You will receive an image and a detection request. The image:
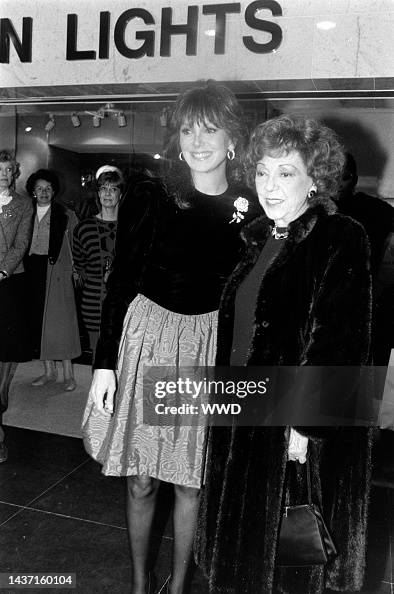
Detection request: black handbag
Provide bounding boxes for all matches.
[277,459,337,567]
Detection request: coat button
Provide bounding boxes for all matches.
[262,321,269,328]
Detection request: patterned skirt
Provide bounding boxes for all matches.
[82,294,218,488]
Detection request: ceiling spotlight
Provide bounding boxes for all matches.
[45,115,55,132]
[153,154,161,160]
[92,114,101,127]
[117,111,126,127]
[316,21,336,30]
[71,113,81,127]
[25,126,32,132]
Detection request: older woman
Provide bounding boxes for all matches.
[196,115,373,593]
[0,151,33,463]
[25,169,81,391]
[73,166,123,353]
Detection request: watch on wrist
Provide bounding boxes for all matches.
[0,270,8,278]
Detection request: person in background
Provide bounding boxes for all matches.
[25,169,81,392]
[0,151,33,463]
[73,166,123,354]
[336,153,394,486]
[196,115,373,594]
[335,152,394,365]
[82,81,260,594]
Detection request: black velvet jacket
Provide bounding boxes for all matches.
[94,180,261,369]
[196,200,374,594]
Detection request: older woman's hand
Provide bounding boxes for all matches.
[89,369,117,416]
[288,428,308,463]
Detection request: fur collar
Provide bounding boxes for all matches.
[241,197,337,249]
[219,198,338,311]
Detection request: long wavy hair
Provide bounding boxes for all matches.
[244,114,345,205]
[163,80,248,208]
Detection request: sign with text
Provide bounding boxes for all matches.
[0,0,393,89]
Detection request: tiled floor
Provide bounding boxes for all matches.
[0,426,392,594]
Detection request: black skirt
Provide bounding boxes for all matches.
[0,272,32,362]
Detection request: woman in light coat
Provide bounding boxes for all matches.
[25,169,81,391]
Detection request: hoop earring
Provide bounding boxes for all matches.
[227,149,235,161]
[179,152,185,162]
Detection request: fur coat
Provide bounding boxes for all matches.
[195,200,373,594]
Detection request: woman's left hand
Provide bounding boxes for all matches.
[288,428,308,463]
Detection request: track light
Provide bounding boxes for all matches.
[117,111,126,127]
[71,113,81,127]
[45,115,55,132]
[92,114,101,127]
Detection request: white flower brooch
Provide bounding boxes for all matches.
[230,196,249,224]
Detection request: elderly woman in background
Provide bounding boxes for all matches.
[73,166,123,353]
[25,169,81,392]
[196,115,373,593]
[0,151,33,463]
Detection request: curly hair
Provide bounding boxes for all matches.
[26,169,60,198]
[0,150,20,180]
[164,80,248,207]
[244,114,345,204]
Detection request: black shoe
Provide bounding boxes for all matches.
[0,441,8,463]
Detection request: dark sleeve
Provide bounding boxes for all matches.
[93,181,159,369]
[301,217,372,366]
[295,217,372,440]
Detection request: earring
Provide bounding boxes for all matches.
[227,148,235,161]
[308,186,317,199]
[179,152,185,162]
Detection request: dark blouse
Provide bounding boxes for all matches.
[230,235,283,366]
[94,180,261,369]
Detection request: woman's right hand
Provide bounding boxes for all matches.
[89,369,117,416]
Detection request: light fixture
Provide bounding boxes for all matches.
[45,115,55,132]
[71,113,81,127]
[316,21,336,30]
[153,154,161,160]
[92,114,101,127]
[117,111,126,127]
[25,126,32,132]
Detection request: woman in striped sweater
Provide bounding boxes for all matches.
[73,167,123,353]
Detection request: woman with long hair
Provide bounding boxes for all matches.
[82,81,260,593]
